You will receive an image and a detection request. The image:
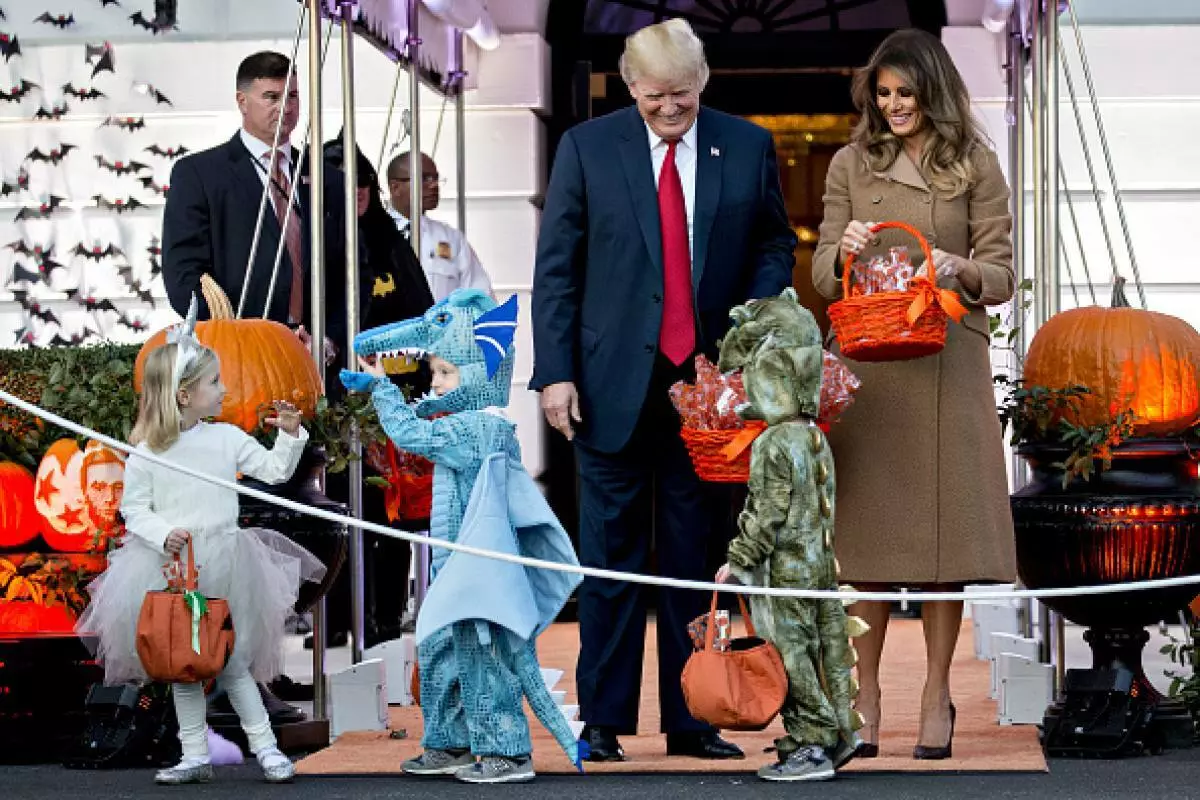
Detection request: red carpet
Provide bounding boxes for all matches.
[296,618,1046,775]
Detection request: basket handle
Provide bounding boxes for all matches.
[840,220,934,299]
[170,535,198,592]
[704,590,757,651]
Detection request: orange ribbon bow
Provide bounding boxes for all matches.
[906,277,969,327]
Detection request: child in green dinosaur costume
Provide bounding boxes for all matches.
[714,287,866,782]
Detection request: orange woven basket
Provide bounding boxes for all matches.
[827,221,955,362]
[681,422,766,483]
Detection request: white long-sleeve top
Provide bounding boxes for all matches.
[120,422,309,553]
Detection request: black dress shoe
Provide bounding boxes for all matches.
[913,703,956,760]
[580,724,626,762]
[666,731,745,760]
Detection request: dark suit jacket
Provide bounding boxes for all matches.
[162,131,364,347]
[531,106,797,453]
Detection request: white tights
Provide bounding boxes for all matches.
[173,669,276,760]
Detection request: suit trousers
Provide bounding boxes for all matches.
[574,354,731,735]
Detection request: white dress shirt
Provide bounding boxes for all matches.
[239,128,293,214]
[646,121,698,266]
[388,208,494,303]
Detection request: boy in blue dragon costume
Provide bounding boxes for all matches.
[340,288,582,784]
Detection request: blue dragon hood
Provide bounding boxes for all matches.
[352,288,517,416]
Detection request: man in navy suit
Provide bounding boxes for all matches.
[532,19,796,761]
[162,51,358,356]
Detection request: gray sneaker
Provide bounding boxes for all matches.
[154,759,214,785]
[454,756,535,784]
[757,745,835,782]
[402,748,475,776]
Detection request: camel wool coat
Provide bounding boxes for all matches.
[812,143,1017,585]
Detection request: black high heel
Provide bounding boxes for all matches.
[912,703,955,760]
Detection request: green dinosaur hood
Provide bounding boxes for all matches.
[718,287,823,426]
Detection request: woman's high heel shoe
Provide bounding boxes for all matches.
[855,707,880,759]
[912,703,955,760]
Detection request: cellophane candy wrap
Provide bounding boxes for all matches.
[852,245,915,295]
[670,354,860,428]
[669,355,748,430]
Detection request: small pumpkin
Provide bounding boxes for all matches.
[133,275,323,432]
[1023,277,1200,438]
[0,462,43,549]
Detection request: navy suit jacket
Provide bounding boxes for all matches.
[162,131,363,346]
[531,106,797,453]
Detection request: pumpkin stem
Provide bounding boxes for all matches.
[1110,275,1132,309]
[200,274,235,321]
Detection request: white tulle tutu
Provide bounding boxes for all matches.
[78,526,326,684]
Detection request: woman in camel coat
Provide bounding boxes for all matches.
[811,29,1016,762]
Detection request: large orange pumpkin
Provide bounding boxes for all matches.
[33,438,93,550]
[1023,277,1200,438]
[133,275,323,432]
[0,462,42,549]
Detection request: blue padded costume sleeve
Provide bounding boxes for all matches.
[368,379,475,471]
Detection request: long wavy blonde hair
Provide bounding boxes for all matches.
[851,28,988,198]
[130,343,218,453]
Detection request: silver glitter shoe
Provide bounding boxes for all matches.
[154,759,214,785]
[402,748,475,776]
[256,746,296,783]
[454,756,535,784]
[757,745,835,782]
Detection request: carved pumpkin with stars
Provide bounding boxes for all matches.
[33,439,94,551]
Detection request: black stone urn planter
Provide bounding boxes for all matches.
[236,445,348,614]
[1011,437,1200,756]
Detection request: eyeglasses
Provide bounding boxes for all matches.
[396,174,445,186]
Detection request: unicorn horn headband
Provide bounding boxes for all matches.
[167,293,201,393]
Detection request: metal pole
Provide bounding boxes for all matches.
[1007,21,1035,640]
[406,0,430,614]
[378,62,405,175]
[1066,1,1146,307]
[1043,1,1060,324]
[339,0,366,667]
[239,2,307,319]
[1030,0,1046,337]
[306,0,328,722]
[453,30,467,235]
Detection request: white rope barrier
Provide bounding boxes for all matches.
[5,387,1200,604]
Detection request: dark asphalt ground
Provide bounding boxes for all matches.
[7,747,1199,800]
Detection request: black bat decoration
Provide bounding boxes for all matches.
[129,10,176,34]
[71,242,127,261]
[5,240,55,263]
[0,168,29,196]
[145,144,188,159]
[95,155,149,175]
[148,254,162,278]
[116,312,149,332]
[9,263,43,285]
[0,33,20,63]
[62,83,104,101]
[133,81,172,106]
[34,12,75,29]
[92,194,146,213]
[130,281,155,305]
[146,237,161,257]
[99,0,122,7]
[14,197,66,222]
[0,80,37,102]
[13,290,62,326]
[78,295,119,314]
[85,42,116,78]
[100,115,145,131]
[26,144,77,165]
[34,102,69,120]
[138,175,168,195]
[14,325,37,347]
[49,332,89,347]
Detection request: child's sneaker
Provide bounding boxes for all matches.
[757,745,835,782]
[402,748,475,775]
[454,755,535,784]
[154,757,214,785]
[256,746,295,783]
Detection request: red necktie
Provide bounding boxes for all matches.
[658,140,695,366]
[267,153,304,324]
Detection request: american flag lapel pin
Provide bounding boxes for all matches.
[711,146,720,157]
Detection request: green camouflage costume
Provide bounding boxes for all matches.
[718,288,864,757]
